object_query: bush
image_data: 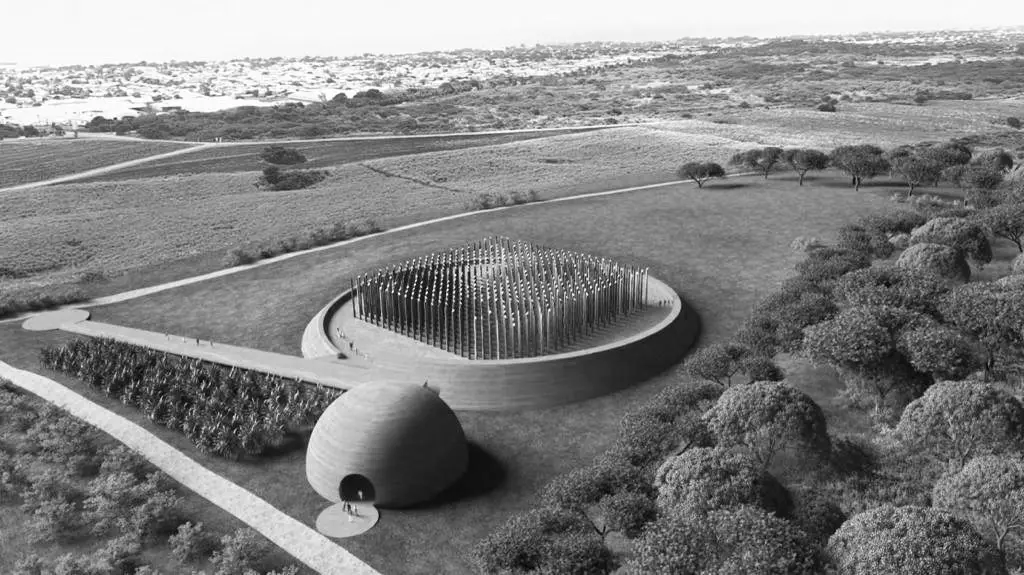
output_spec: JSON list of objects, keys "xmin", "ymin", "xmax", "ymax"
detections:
[
  {"xmin": 909, "ymin": 216, "xmax": 992, "ymax": 266},
  {"xmin": 597, "ymin": 491, "xmax": 657, "ymax": 538},
  {"xmin": 653, "ymin": 447, "xmax": 790, "ymax": 516},
  {"xmin": 170, "ymin": 521, "xmax": 217, "ymax": 564},
  {"xmin": 1014, "ymin": 253, "xmax": 1024, "ymax": 275},
  {"xmin": 795, "ymin": 247, "xmax": 871, "ymax": 285},
  {"xmin": 210, "ymin": 528, "xmax": 271, "ymax": 575},
  {"xmin": 896, "ymin": 242, "xmax": 971, "ymax": 284},
  {"xmin": 817, "ymin": 102, "xmax": 836, "ymax": 112},
  {"xmin": 222, "ymin": 219, "xmax": 382, "ymax": 268},
  {"xmin": 858, "ymin": 210, "xmax": 928, "ymax": 236},
  {"xmin": 832, "ymin": 265, "xmax": 950, "ymax": 315},
  {"xmin": 933, "ymin": 455, "xmax": 1024, "ymax": 555},
  {"xmin": 703, "ymin": 381, "xmax": 831, "ymax": 468},
  {"xmin": 836, "ymin": 223, "xmax": 895, "ymax": 259},
  {"xmin": 258, "ymin": 145, "xmax": 306, "ymax": 165},
  {"xmin": 827, "ymin": 505, "xmax": 1007, "ymax": 575},
  {"xmin": 10, "ymin": 554, "xmax": 47, "ymax": 575},
  {"xmin": 1009, "ymin": 116, "xmax": 1022, "ymax": 129},
  {"xmin": 473, "ymin": 507, "xmax": 613, "ymax": 574},
  {"xmin": 791, "ymin": 487, "xmax": 847, "ymax": 547},
  {"xmin": 0, "ymin": 285, "xmax": 88, "ymax": 320},
  {"xmin": 257, "ymin": 167, "xmax": 327, "ymax": 191},
  {"xmin": 628, "ymin": 505, "xmax": 821, "ymax": 575}
]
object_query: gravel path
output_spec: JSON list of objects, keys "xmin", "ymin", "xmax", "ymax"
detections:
[{"xmin": 0, "ymin": 361, "xmax": 380, "ymax": 575}]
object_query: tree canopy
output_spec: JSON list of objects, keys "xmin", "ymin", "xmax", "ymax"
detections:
[
  {"xmin": 703, "ymin": 381, "xmax": 830, "ymax": 468},
  {"xmin": 782, "ymin": 148, "xmax": 830, "ymax": 185},
  {"xmin": 896, "ymin": 380, "xmax": 1024, "ymax": 467},
  {"xmin": 896, "ymin": 242, "xmax": 971, "ymax": 285},
  {"xmin": 939, "ymin": 281, "xmax": 1024, "ymax": 379},
  {"xmin": 676, "ymin": 162, "xmax": 726, "ymax": 188},
  {"xmin": 683, "ymin": 343, "xmax": 783, "ymax": 387},
  {"xmin": 909, "ymin": 217, "xmax": 993, "ymax": 266},
  {"xmin": 653, "ymin": 447, "xmax": 789, "ymax": 516},
  {"xmin": 829, "ymin": 145, "xmax": 890, "ymax": 190},
  {"xmin": 628, "ymin": 506, "xmax": 821, "ymax": 575},
  {"xmin": 933, "ymin": 454, "xmax": 1024, "ymax": 554},
  {"xmin": 473, "ymin": 507, "xmax": 615, "ymax": 575},
  {"xmin": 729, "ymin": 147, "xmax": 784, "ymax": 179},
  {"xmin": 827, "ymin": 505, "xmax": 1006, "ymax": 575},
  {"xmin": 975, "ymin": 202, "xmax": 1024, "ymax": 253}
]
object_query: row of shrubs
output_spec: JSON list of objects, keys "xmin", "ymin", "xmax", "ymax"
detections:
[
  {"xmin": 223, "ymin": 219, "xmax": 383, "ymax": 268},
  {"xmin": 466, "ymin": 190, "xmax": 541, "ymax": 210},
  {"xmin": 39, "ymin": 338, "xmax": 341, "ymax": 460},
  {"xmin": 0, "ymin": 381, "xmax": 299, "ymax": 575}
]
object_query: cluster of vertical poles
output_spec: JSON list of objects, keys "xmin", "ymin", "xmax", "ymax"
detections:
[{"xmin": 351, "ymin": 237, "xmax": 649, "ymax": 359}]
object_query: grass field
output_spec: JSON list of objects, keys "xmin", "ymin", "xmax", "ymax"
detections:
[
  {"xmin": 0, "ymin": 173, "xmax": 902, "ymax": 574},
  {"xmin": 75, "ymin": 128, "xmax": 605, "ymax": 183},
  {"xmin": 0, "ymin": 138, "xmax": 193, "ymax": 188}
]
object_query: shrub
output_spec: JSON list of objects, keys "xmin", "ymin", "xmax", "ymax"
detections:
[
  {"xmin": 10, "ymin": 554, "xmax": 48, "ymax": 575},
  {"xmin": 96, "ymin": 533, "xmax": 144, "ymax": 574},
  {"xmin": 1009, "ymin": 116, "xmax": 1022, "ymax": 129},
  {"xmin": 832, "ymin": 265, "xmax": 949, "ymax": 315},
  {"xmin": 975, "ymin": 202, "xmax": 1024, "ymax": 253},
  {"xmin": 52, "ymin": 553, "xmax": 112, "ymax": 575},
  {"xmin": 222, "ymin": 248, "xmax": 257, "ymax": 267},
  {"xmin": 257, "ymin": 167, "xmax": 327, "ymax": 191},
  {"xmin": 703, "ymin": 381, "xmax": 831, "ymax": 468},
  {"xmin": 683, "ymin": 342, "xmax": 783, "ymax": 387},
  {"xmin": 0, "ymin": 285, "xmax": 88, "ymax": 320},
  {"xmin": 597, "ymin": 491, "xmax": 657, "ymax": 538},
  {"xmin": 628, "ymin": 505, "xmax": 821, "ymax": 575},
  {"xmin": 858, "ymin": 210, "xmax": 927, "ymax": 236},
  {"xmin": 473, "ymin": 507, "xmax": 612, "ymax": 574},
  {"xmin": 795, "ymin": 247, "xmax": 871, "ymax": 285},
  {"xmin": 653, "ymin": 447, "xmax": 789, "ymax": 516},
  {"xmin": 897, "ymin": 325, "xmax": 981, "ymax": 380},
  {"xmin": 896, "ymin": 242, "xmax": 971, "ymax": 284},
  {"xmin": 170, "ymin": 521, "xmax": 218, "ymax": 564},
  {"xmin": 1014, "ymin": 253, "xmax": 1024, "ymax": 275},
  {"xmin": 258, "ymin": 145, "xmax": 306, "ymax": 165},
  {"xmin": 938, "ymin": 281, "xmax": 1024, "ymax": 380},
  {"xmin": 836, "ymin": 223, "xmax": 895, "ymax": 259},
  {"xmin": 790, "ymin": 236, "xmax": 824, "ymax": 252},
  {"xmin": 24, "ymin": 416, "xmax": 102, "ymax": 476},
  {"xmin": 909, "ymin": 216, "xmax": 992, "ymax": 265},
  {"xmin": 790, "ymin": 487, "xmax": 847, "ymax": 547},
  {"xmin": 210, "ymin": 528, "xmax": 272, "ymax": 575},
  {"xmin": 827, "ymin": 505, "xmax": 1007, "ymax": 575},
  {"xmin": 817, "ymin": 102, "xmax": 836, "ymax": 112}
]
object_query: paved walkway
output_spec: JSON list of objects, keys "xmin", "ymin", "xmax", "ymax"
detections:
[
  {"xmin": 0, "ymin": 361, "xmax": 379, "ymax": 575},
  {"xmin": 61, "ymin": 319, "xmax": 375, "ymax": 390}
]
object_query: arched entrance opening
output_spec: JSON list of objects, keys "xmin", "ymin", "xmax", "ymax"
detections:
[{"xmin": 339, "ymin": 474, "xmax": 376, "ymax": 503}]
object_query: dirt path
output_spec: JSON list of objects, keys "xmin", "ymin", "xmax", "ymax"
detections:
[
  {"xmin": 0, "ymin": 143, "xmax": 213, "ymax": 193},
  {"xmin": 0, "ymin": 361, "xmax": 380, "ymax": 575}
]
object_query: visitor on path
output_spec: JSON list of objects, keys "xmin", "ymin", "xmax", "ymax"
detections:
[
  {"xmin": 358, "ymin": 490, "xmax": 364, "ymax": 501},
  {"xmin": 349, "ymin": 341, "xmax": 355, "ymax": 351}
]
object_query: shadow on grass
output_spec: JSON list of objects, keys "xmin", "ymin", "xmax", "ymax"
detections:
[
  {"xmin": 413, "ymin": 441, "xmax": 506, "ymax": 509},
  {"xmin": 815, "ymin": 179, "xmax": 903, "ymax": 190},
  {"xmin": 704, "ymin": 182, "xmax": 748, "ymax": 190}
]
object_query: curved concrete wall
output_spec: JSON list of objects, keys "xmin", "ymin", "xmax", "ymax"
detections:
[{"xmin": 303, "ymin": 277, "xmax": 699, "ymax": 411}]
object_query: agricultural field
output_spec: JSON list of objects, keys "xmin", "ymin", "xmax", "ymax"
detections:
[
  {"xmin": 0, "ymin": 137, "xmax": 193, "ymax": 188},
  {"xmin": 75, "ymin": 128, "xmax": 605, "ymax": 183},
  {"xmin": 0, "ymin": 173, "xmax": 906, "ymax": 574}
]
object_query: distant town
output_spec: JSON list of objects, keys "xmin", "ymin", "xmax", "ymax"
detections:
[{"xmin": 3, "ymin": 26, "xmax": 1022, "ymax": 131}]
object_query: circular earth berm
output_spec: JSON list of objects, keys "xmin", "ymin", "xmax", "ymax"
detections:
[
  {"xmin": 22, "ymin": 309, "xmax": 91, "ymax": 331},
  {"xmin": 306, "ymin": 381, "xmax": 468, "ymax": 508}
]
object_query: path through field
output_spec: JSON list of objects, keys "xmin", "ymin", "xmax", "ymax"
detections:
[
  {"xmin": 0, "ymin": 143, "xmax": 211, "ymax": 192},
  {"xmin": 0, "ymin": 361, "xmax": 380, "ymax": 575}
]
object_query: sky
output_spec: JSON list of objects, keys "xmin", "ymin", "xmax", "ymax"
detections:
[{"xmin": 1, "ymin": 0, "xmax": 1022, "ymax": 66}]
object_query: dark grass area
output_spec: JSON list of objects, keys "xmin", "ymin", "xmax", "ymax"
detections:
[
  {"xmin": 0, "ymin": 174, "xmax": 900, "ymax": 574},
  {"xmin": 74, "ymin": 128, "xmax": 606, "ymax": 183},
  {"xmin": 0, "ymin": 138, "xmax": 193, "ymax": 188}
]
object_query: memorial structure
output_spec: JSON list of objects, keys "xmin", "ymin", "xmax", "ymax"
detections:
[{"xmin": 350, "ymin": 236, "xmax": 650, "ymax": 359}]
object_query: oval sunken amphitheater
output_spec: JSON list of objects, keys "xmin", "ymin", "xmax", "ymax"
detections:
[
  {"xmin": 303, "ymin": 276, "xmax": 699, "ymax": 411},
  {"xmin": 305, "ymin": 381, "xmax": 468, "ymax": 508}
]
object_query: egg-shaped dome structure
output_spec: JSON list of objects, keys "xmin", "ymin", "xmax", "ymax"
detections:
[{"xmin": 306, "ymin": 381, "xmax": 468, "ymax": 508}]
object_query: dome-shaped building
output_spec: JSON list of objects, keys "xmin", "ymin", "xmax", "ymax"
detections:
[{"xmin": 305, "ymin": 381, "xmax": 468, "ymax": 508}]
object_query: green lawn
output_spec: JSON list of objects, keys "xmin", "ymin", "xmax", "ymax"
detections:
[
  {"xmin": 0, "ymin": 137, "xmax": 193, "ymax": 188},
  {"xmin": 0, "ymin": 172, "xmax": 902, "ymax": 574}
]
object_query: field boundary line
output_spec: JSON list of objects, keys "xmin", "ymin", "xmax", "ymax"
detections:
[
  {"xmin": 0, "ymin": 171, "xmax": 756, "ymax": 323},
  {"xmin": 0, "ymin": 143, "xmax": 212, "ymax": 193},
  {"xmin": 0, "ymin": 361, "xmax": 380, "ymax": 575}
]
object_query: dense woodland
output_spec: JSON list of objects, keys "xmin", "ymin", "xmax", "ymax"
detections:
[{"xmin": 473, "ymin": 144, "xmax": 1024, "ymax": 574}]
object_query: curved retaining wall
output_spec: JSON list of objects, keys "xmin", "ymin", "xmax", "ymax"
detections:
[{"xmin": 303, "ymin": 277, "xmax": 700, "ymax": 411}]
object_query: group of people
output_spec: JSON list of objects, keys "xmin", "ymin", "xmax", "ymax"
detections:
[
  {"xmin": 335, "ymin": 327, "xmax": 367, "ymax": 359},
  {"xmin": 341, "ymin": 489, "xmax": 366, "ymax": 523}
]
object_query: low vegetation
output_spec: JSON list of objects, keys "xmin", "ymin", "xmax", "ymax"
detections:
[
  {"xmin": 39, "ymin": 338, "xmax": 341, "ymax": 460},
  {"xmin": 0, "ymin": 380, "xmax": 303, "ymax": 574},
  {"xmin": 0, "ymin": 284, "xmax": 87, "ymax": 320},
  {"xmin": 0, "ymin": 138, "xmax": 192, "ymax": 188},
  {"xmin": 222, "ymin": 218, "xmax": 382, "ymax": 267}
]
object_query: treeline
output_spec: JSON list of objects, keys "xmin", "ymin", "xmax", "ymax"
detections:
[
  {"xmin": 474, "ymin": 157, "xmax": 1024, "ymax": 573},
  {"xmin": 679, "ymin": 140, "xmax": 1017, "ymax": 200}
]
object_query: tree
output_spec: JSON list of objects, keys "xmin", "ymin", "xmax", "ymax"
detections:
[
  {"xmin": 896, "ymin": 242, "xmax": 971, "ymax": 285},
  {"xmin": 597, "ymin": 491, "xmax": 657, "ymax": 538},
  {"xmin": 736, "ymin": 278, "xmax": 839, "ymax": 356},
  {"xmin": 933, "ymin": 455, "xmax": 1024, "ymax": 554},
  {"xmin": 973, "ymin": 148, "xmax": 1015, "ymax": 173},
  {"xmin": 653, "ymin": 447, "xmax": 789, "ymax": 515},
  {"xmin": 474, "ymin": 507, "xmax": 614, "ymax": 574},
  {"xmin": 703, "ymin": 381, "xmax": 831, "ymax": 468},
  {"xmin": 888, "ymin": 150, "xmax": 945, "ymax": 196},
  {"xmin": 627, "ymin": 506, "xmax": 821, "ymax": 575},
  {"xmin": 832, "ymin": 265, "xmax": 950, "ymax": 316},
  {"xmin": 939, "ymin": 281, "xmax": 1024, "ymax": 379},
  {"xmin": 827, "ymin": 505, "xmax": 1007, "ymax": 575},
  {"xmin": 613, "ymin": 383, "xmax": 721, "ymax": 469},
  {"xmin": 975, "ymin": 202, "xmax": 1024, "ymax": 252},
  {"xmin": 897, "ymin": 324, "xmax": 981, "ymax": 381},
  {"xmin": 803, "ymin": 305, "xmax": 934, "ymax": 408},
  {"xmin": 896, "ymin": 380, "xmax": 1024, "ymax": 467},
  {"xmin": 540, "ymin": 456, "xmax": 646, "ymax": 512},
  {"xmin": 830, "ymin": 144, "xmax": 890, "ymax": 190},
  {"xmin": 683, "ymin": 342, "xmax": 783, "ymax": 387},
  {"xmin": 729, "ymin": 147, "xmax": 784, "ymax": 179},
  {"xmin": 676, "ymin": 162, "xmax": 725, "ymax": 188}
]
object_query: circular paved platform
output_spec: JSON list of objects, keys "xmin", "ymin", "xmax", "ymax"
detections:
[
  {"xmin": 315, "ymin": 502, "xmax": 380, "ymax": 538},
  {"xmin": 22, "ymin": 309, "xmax": 91, "ymax": 331}
]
